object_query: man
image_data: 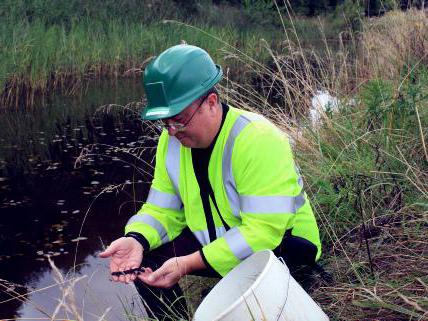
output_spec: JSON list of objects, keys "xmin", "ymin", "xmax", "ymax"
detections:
[{"xmin": 100, "ymin": 44, "xmax": 322, "ymax": 320}]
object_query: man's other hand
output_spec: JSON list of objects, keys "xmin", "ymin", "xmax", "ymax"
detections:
[{"xmin": 138, "ymin": 251, "xmax": 206, "ymax": 288}]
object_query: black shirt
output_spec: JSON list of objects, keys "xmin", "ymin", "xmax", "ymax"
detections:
[{"xmin": 191, "ymin": 103, "xmax": 229, "ymax": 242}]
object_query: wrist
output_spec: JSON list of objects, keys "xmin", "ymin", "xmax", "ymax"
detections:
[
  {"xmin": 125, "ymin": 232, "xmax": 149, "ymax": 252},
  {"xmin": 183, "ymin": 251, "xmax": 206, "ymax": 274}
]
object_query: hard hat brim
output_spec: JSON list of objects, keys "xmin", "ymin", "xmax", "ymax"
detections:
[{"xmin": 141, "ymin": 65, "xmax": 223, "ymax": 121}]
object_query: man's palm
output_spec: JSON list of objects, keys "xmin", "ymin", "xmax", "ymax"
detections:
[
  {"xmin": 99, "ymin": 237, "xmax": 143, "ymax": 280},
  {"xmin": 110, "ymin": 241, "xmax": 141, "ymax": 269}
]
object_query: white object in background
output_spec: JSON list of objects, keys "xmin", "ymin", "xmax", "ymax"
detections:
[
  {"xmin": 309, "ymin": 90, "xmax": 339, "ymax": 127},
  {"xmin": 193, "ymin": 250, "xmax": 329, "ymax": 321}
]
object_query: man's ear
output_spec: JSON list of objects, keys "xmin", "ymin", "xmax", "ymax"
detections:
[{"xmin": 206, "ymin": 93, "xmax": 218, "ymax": 112}]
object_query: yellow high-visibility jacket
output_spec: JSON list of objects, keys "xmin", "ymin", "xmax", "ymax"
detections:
[{"xmin": 125, "ymin": 106, "xmax": 321, "ymax": 276}]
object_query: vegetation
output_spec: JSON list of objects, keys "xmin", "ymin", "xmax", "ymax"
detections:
[
  {"xmin": 4, "ymin": 0, "xmax": 423, "ymax": 109},
  {"xmin": 0, "ymin": 0, "xmax": 286, "ymax": 108},
  {"xmin": 1, "ymin": 19, "xmax": 280, "ymax": 107},
  {"xmin": 223, "ymin": 8, "xmax": 428, "ymax": 320}
]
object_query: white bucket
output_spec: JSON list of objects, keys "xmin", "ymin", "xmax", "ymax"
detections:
[{"xmin": 193, "ymin": 250, "xmax": 329, "ymax": 321}]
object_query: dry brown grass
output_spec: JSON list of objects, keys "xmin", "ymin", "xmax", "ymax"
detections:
[
  {"xmin": 361, "ymin": 9, "xmax": 428, "ymax": 81},
  {"xmin": 218, "ymin": 8, "xmax": 428, "ymax": 321},
  {"xmin": 221, "ymin": 9, "xmax": 428, "ymax": 130},
  {"xmin": 312, "ymin": 209, "xmax": 428, "ymax": 320},
  {"xmin": 0, "ymin": 256, "xmax": 87, "ymax": 321}
]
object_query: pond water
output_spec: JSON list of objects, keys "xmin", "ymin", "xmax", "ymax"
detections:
[{"xmin": 0, "ymin": 78, "xmax": 158, "ymax": 320}]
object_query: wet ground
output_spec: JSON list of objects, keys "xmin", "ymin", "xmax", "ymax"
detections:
[{"xmin": 0, "ymin": 78, "xmax": 159, "ymax": 319}]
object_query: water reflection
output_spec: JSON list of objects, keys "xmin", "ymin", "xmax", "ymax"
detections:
[
  {"xmin": 0, "ymin": 78, "xmax": 157, "ymax": 319},
  {"xmin": 16, "ymin": 254, "xmax": 144, "ymax": 321}
]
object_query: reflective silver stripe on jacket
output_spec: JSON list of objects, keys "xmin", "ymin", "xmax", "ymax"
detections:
[
  {"xmin": 223, "ymin": 227, "xmax": 253, "ymax": 260},
  {"xmin": 126, "ymin": 214, "xmax": 169, "ymax": 244},
  {"xmin": 295, "ymin": 166, "xmax": 304, "ymax": 188},
  {"xmin": 147, "ymin": 187, "xmax": 182, "ymax": 210},
  {"xmin": 166, "ymin": 136, "xmax": 181, "ymax": 195},
  {"xmin": 295, "ymin": 191, "xmax": 306, "ymax": 209},
  {"xmin": 297, "ymin": 176, "xmax": 304, "ymax": 188},
  {"xmin": 216, "ymin": 226, "xmax": 226, "ymax": 238},
  {"xmin": 239, "ymin": 193, "xmax": 305, "ymax": 214},
  {"xmin": 193, "ymin": 226, "xmax": 227, "ymax": 246},
  {"xmin": 222, "ymin": 113, "xmax": 264, "ymax": 218}
]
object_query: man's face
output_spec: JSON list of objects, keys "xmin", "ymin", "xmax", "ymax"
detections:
[{"xmin": 162, "ymin": 96, "xmax": 209, "ymax": 148}]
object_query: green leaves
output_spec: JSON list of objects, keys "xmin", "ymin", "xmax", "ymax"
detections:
[
  {"xmin": 360, "ymin": 78, "xmax": 394, "ymax": 130},
  {"xmin": 361, "ymin": 67, "xmax": 428, "ymax": 134}
]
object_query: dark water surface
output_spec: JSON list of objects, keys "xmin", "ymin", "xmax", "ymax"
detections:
[{"xmin": 0, "ymin": 78, "xmax": 158, "ymax": 319}]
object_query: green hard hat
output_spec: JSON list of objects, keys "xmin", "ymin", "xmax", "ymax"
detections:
[{"xmin": 141, "ymin": 44, "xmax": 223, "ymax": 120}]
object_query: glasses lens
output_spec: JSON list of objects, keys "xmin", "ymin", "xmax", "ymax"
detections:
[
  {"xmin": 159, "ymin": 119, "xmax": 184, "ymax": 131},
  {"xmin": 158, "ymin": 96, "xmax": 206, "ymax": 132}
]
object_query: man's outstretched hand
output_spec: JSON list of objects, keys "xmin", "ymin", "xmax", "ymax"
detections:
[{"xmin": 99, "ymin": 237, "xmax": 144, "ymax": 284}]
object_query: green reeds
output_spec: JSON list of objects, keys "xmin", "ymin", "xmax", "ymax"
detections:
[{"xmin": 0, "ymin": 15, "xmax": 280, "ymax": 109}]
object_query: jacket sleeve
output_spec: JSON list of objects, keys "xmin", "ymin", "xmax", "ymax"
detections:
[
  {"xmin": 124, "ymin": 132, "xmax": 186, "ymax": 251},
  {"xmin": 202, "ymin": 121, "xmax": 305, "ymax": 276}
]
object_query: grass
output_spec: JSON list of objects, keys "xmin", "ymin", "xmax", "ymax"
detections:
[
  {"xmin": 220, "ymin": 7, "xmax": 428, "ymax": 320},
  {"xmin": 0, "ymin": 3, "xmax": 282, "ymax": 109},
  {"xmin": 0, "ymin": 0, "xmax": 358, "ymax": 110}
]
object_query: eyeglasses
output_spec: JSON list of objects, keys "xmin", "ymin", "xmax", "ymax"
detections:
[{"xmin": 160, "ymin": 95, "xmax": 207, "ymax": 132}]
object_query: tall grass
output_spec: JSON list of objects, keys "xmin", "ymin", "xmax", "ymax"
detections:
[
  {"xmin": 361, "ymin": 9, "xmax": 428, "ymax": 81},
  {"xmin": 0, "ymin": 1, "xmax": 282, "ymax": 109},
  {"xmin": 1, "ymin": 0, "xmax": 350, "ymax": 110}
]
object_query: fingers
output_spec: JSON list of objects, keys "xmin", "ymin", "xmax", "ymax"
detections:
[
  {"xmin": 125, "ymin": 266, "xmax": 138, "ymax": 283},
  {"xmin": 147, "ymin": 266, "xmax": 165, "ymax": 283},
  {"xmin": 111, "ymin": 265, "xmax": 141, "ymax": 283},
  {"xmin": 137, "ymin": 267, "xmax": 153, "ymax": 283},
  {"xmin": 99, "ymin": 239, "xmax": 121, "ymax": 258},
  {"xmin": 139, "ymin": 263, "xmax": 166, "ymax": 284},
  {"xmin": 138, "ymin": 262, "xmax": 179, "ymax": 288},
  {"xmin": 144, "ymin": 273, "xmax": 174, "ymax": 288},
  {"xmin": 99, "ymin": 246, "xmax": 114, "ymax": 258},
  {"xmin": 138, "ymin": 271, "xmax": 164, "ymax": 287}
]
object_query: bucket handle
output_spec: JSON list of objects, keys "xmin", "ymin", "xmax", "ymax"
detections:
[
  {"xmin": 275, "ymin": 256, "xmax": 290, "ymax": 321},
  {"xmin": 278, "ymin": 256, "xmax": 286, "ymax": 265}
]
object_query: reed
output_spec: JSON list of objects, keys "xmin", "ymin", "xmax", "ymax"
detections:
[{"xmin": 0, "ymin": 15, "xmax": 280, "ymax": 109}]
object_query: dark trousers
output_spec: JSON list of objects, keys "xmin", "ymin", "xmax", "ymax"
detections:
[{"xmin": 135, "ymin": 228, "xmax": 318, "ymax": 320}]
